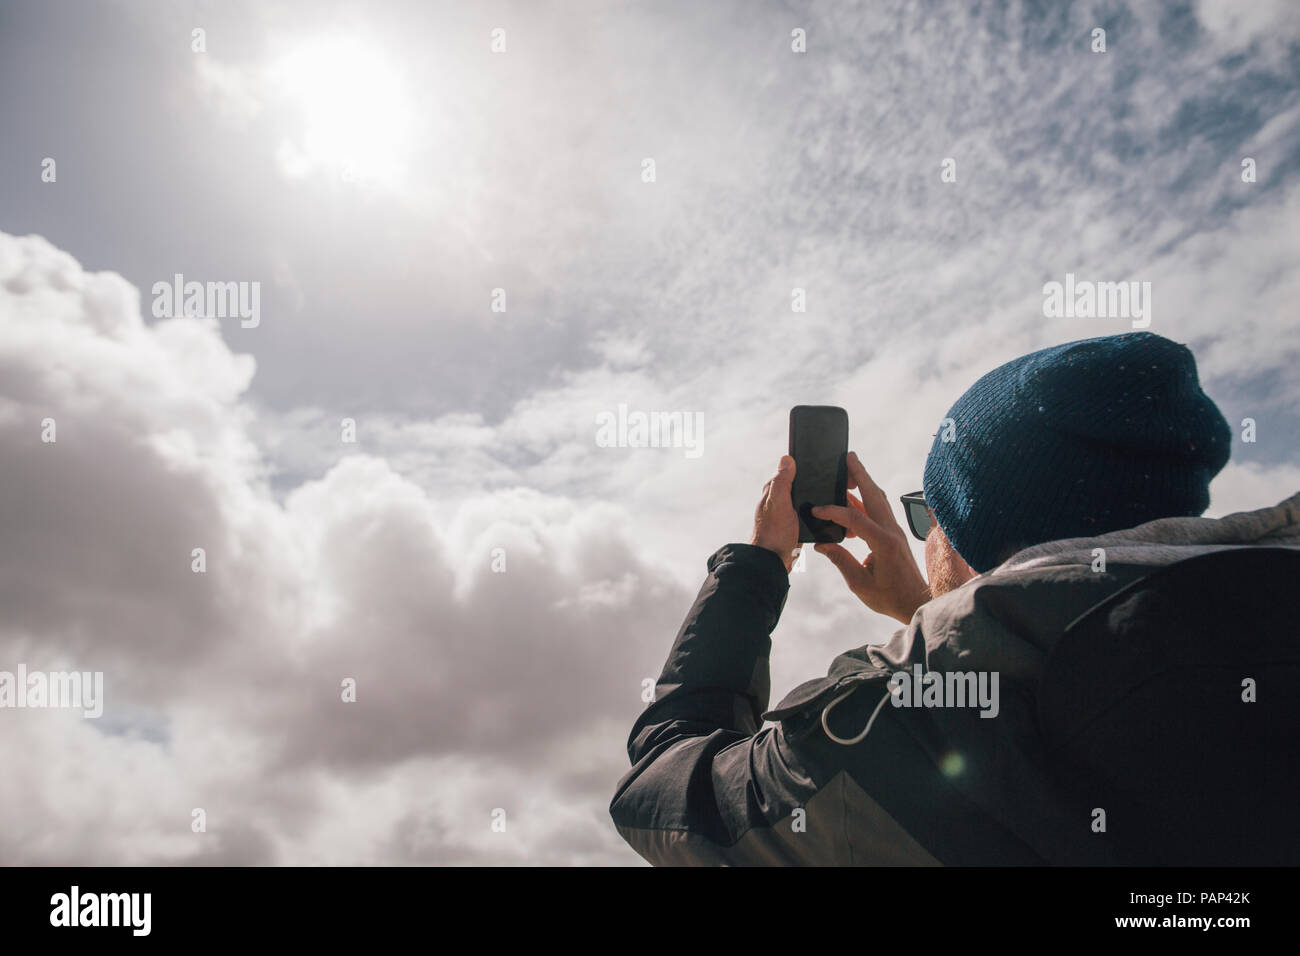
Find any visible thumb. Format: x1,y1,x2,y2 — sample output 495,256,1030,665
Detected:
770,454,795,492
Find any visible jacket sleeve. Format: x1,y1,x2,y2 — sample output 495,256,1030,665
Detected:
609,543,830,865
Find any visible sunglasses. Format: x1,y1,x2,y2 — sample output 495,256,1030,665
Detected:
900,491,933,542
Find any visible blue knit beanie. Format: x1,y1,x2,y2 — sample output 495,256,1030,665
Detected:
922,332,1231,573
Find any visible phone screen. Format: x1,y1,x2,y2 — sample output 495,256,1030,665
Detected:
789,405,848,543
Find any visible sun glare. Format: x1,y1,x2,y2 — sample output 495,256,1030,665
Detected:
271,36,414,185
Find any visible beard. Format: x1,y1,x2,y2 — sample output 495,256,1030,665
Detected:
927,556,971,598
925,523,976,598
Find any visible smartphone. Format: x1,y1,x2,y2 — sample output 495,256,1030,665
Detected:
789,405,849,543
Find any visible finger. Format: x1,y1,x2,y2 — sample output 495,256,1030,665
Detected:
812,503,889,551
844,491,867,536
846,451,902,530
830,491,865,538
814,542,867,589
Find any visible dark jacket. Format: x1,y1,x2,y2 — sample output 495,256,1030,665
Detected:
610,493,1300,865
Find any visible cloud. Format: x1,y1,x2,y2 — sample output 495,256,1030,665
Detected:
0,230,683,864
1194,0,1300,60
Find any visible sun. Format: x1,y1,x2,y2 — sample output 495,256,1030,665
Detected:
271,36,414,185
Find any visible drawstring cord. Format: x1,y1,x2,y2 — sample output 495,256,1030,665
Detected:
820,684,896,746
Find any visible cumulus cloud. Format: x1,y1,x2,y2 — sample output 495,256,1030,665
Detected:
0,231,683,864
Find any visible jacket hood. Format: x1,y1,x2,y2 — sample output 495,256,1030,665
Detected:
992,489,1300,574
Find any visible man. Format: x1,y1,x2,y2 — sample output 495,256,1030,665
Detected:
610,331,1300,865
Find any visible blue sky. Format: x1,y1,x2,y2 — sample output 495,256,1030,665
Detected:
1,0,1298,864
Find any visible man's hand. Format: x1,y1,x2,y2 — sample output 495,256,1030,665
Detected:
750,455,799,573
812,451,931,624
